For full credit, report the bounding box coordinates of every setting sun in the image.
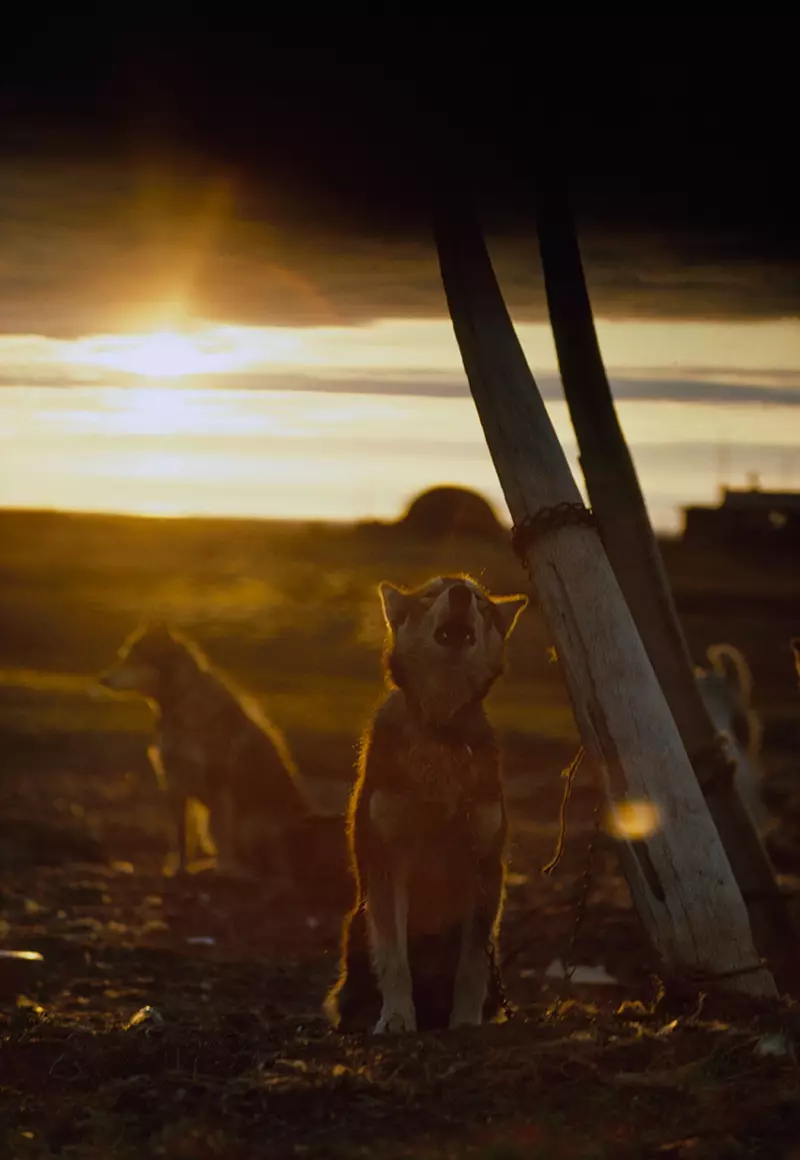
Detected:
[106,331,206,378]
[65,324,304,380]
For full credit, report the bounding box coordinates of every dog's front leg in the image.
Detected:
[450,803,505,1029]
[367,860,416,1034]
[167,791,188,875]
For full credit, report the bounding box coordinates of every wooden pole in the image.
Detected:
[432,193,777,998]
[533,183,796,979]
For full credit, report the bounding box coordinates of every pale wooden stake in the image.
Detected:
[533,183,795,980]
[433,196,777,998]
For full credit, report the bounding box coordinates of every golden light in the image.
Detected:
[113,331,205,378]
[606,799,662,841]
[65,324,304,380]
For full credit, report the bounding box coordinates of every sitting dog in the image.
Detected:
[325,575,527,1034]
[695,642,768,830]
[97,622,312,879]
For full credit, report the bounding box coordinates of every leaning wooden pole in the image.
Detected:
[432,194,777,998]
[533,184,796,981]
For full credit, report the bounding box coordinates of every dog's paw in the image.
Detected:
[449,1009,483,1029]
[373,1007,416,1035]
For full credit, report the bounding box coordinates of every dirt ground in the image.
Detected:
[1,510,800,1158]
[2,771,800,1160]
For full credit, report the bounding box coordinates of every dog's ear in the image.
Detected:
[491,593,528,639]
[378,582,410,630]
[791,637,800,677]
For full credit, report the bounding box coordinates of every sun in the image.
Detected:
[114,331,207,378]
[66,323,305,380]
[90,330,211,378]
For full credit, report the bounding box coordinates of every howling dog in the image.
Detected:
[97,622,312,879]
[325,575,527,1034]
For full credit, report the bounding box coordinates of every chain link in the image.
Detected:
[511,502,597,565]
[542,746,586,877]
[559,794,603,990]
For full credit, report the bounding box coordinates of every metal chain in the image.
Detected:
[511,502,597,565]
[560,795,603,989]
[542,746,586,877]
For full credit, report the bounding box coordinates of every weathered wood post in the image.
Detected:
[432,192,778,998]
[532,183,796,980]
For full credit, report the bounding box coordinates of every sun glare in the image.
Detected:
[66,324,305,380]
[87,330,218,378]
[116,332,205,378]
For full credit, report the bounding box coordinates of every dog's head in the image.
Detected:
[378,575,527,722]
[792,638,800,686]
[96,621,188,700]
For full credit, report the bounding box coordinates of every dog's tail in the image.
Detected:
[706,642,762,763]
[706,642,753,709]
[323,900,380,1031]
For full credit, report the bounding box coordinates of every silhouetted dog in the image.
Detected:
[325,575,527,1033]
[98,622,312,879]
[695,642,768,829]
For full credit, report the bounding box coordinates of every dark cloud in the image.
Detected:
[0,156,798,338]
[1,21,797,335]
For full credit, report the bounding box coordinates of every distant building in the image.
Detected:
[682,487,800,551]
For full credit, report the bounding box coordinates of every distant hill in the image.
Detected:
[357,486,506,543]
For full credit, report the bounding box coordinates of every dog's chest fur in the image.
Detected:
[405,730,477,815]
[360,693,505,936]
[362,690,503,845]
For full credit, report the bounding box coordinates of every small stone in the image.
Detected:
[125,1005,165,1031]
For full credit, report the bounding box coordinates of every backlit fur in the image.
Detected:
[325,575,527,1034]
[97,622,312,879]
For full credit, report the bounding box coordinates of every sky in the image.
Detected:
[0,25,798,532]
